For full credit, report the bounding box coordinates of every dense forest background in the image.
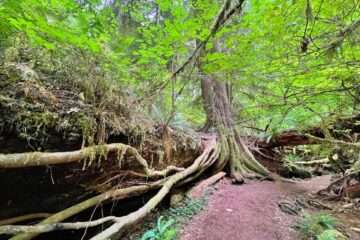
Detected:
[1,0,359,133]
[1,1,360,240]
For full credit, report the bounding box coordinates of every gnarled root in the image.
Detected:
[8,182,163,240]
[90,137,218,240]
[5,137,219,240]
[1,216,119,235]
[0,143,183,178]
[213,128,271,184]
[0,214,51,226]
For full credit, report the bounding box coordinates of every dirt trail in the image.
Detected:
[180,176,331,240]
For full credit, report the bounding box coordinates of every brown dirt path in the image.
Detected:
[180,176,331,240]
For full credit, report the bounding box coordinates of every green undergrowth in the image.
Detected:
[296,212,347,240]
[132,187,214,240]
[140,216,177,240]
[137,197,207,240]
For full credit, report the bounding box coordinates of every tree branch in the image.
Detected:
[171,0,245,78]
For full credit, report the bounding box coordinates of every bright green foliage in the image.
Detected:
[136,196,207,240]
[140,216,177,240]
[168,197,205,218]
[0,0,359,131]
[297,213,346,240]
[317,229,347,240]
[0,0,115,51]
[201,0,360,131]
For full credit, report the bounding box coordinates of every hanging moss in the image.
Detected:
[81,144,110,170]
[71,112,97,147]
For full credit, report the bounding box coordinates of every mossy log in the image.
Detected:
[255,114,360,149]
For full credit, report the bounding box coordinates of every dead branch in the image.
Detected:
[304,134,360,148]
[187,171,226,199]
[296,158,329,165]
[326,18,360,51]
[317,171,360,196]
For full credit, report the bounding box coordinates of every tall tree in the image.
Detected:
[190,0,272,182]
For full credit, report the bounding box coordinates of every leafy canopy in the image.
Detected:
[1,0,359,132]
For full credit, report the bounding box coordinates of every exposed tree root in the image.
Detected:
[1,216,119,235]
[0,214,51,226]
[0,143,184,178]
[213,127,272,184]
[89,137,218,240]
[187,171,226,199]
[10,183,162,240]
[4,137,218,240]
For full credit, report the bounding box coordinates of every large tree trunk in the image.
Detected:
[200,75,270,182]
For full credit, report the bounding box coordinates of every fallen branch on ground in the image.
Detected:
[296,158,329,165]
[317,171,360,197]
[304,134,360,148]
[187,171,226,199]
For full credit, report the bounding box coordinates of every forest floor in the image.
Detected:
[179,176,360,240]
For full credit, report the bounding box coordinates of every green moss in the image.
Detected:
[297,213,345,240]
[24,152,42,165]
[69,112,96,146]
[81,144,109,169]
[15,110,58,144]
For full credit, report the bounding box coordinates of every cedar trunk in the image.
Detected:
[200,75,270,182]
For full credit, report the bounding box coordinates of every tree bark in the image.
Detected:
[200,74,271,182]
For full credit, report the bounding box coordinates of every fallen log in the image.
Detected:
[254,114,360,149]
